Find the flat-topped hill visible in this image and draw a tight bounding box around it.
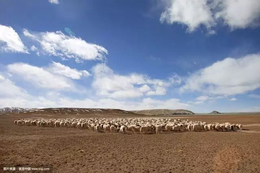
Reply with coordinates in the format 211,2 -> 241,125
210,111 -> 221,114
132,109 -> 195,116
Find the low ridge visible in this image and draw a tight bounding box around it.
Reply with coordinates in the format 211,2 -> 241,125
132,109 -> 194,116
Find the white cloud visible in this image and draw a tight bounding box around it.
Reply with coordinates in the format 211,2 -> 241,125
0,24 -> 28,53
192,101 -> 204,105
159,0 -> 260,32
30,45 -> 37,51
139,98 -> 190,110
30,45 -> 40,56
160,0 -> 215,32
23,30 -> 108,62
147,86 -> 166,96
249,94 -> 260,99
7,63 -> 75,91
237,105 -> 260,112
196,96 -> 209,101
230,98 -> 237,101
107,90 -> 143,99
23,29 -> 36,39
0,95 -> 190,110
0,72 -> 189,109
181,54 -> 260,96
215,0 -> 260,29
0,64 -> 190,110
169,74 -> 182,85
0,97 -> 58,108
189,95 -> 225,105
0,74 -> 28,98
92,63 -> 173,99
6,62 -> 92,92
49,0 -> 59,4
139,84 -> 151,92
48,61 -> 91,79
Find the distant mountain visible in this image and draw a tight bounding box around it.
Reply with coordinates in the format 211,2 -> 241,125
132,109 -> 195,116
33,108 -> 132,115
0,107 -> 133,115
0,107 -> 195,116
210,110 -> 221,114
0,107 -> 32,114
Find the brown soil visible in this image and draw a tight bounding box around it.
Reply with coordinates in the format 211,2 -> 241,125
1,113 -> 260,173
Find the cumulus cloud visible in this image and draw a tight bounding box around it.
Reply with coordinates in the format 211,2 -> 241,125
169,74 -> 182,85
0,24 -> 28,53
23,29 -> 108,62
147,86 -> 167,96
0,95 -> 190,110
229,98 -> 237,101
139,84 -> 151,93
30,45 -> 40,56
7,63 -> 73,90
0,74 -> 28,97
0,72 -> 190,109
181,54 -> 260,96
160,0 -> 260,32
249,94 -> 260,99
139,98 -> 190,110
160,0 -> 215,32
92,63 -> 173,99
49,0 -> 59,4
6,62 -> 90,91
196,96 -> 209,101
215,0 -> 260,29
0,63 -> 190,110
48,61 -> 91,79
189,95 -> 225,105
0,97 -> 58,108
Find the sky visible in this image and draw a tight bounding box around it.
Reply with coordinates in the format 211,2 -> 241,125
0,0 -> 260,113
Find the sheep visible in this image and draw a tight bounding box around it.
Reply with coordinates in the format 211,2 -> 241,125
54,121 -> 60,127
76,122 -> 81,129
192,124 -> 201,132
140,125 -> 155,134
71,121 -> 77,128
13,117 -> 243,134
17,120 -> 24,126
207,124 -> 214,131
103,124 -> 111,133
180,124 -> 188,132
128,125 -> 140,134
223,123 -> 231,132
110,125 -> 118,133
187,124 -> 193,131
172,125 -> 180,132
214,124 -> 221,131
165,124 -> 173,132
155,125 -> 164,134
90,124 -> 95,131
119,126 -> 128,134
94,124 -> 104,133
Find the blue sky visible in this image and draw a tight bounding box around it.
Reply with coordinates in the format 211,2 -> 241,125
0,0 -> 260,112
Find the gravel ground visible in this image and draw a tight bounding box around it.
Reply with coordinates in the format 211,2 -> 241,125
1,114 -> 260,173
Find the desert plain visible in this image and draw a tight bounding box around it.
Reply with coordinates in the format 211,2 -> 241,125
1,109 -> 260,173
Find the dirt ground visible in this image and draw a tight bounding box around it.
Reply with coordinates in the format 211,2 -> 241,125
1,113 -> 260,173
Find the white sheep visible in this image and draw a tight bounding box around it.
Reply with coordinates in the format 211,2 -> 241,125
14,117 -> 242,134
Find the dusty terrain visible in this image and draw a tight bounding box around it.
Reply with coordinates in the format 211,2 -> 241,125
1,112 -> 260,173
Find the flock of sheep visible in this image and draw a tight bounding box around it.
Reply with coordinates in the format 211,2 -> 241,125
14,118 -> 243,134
